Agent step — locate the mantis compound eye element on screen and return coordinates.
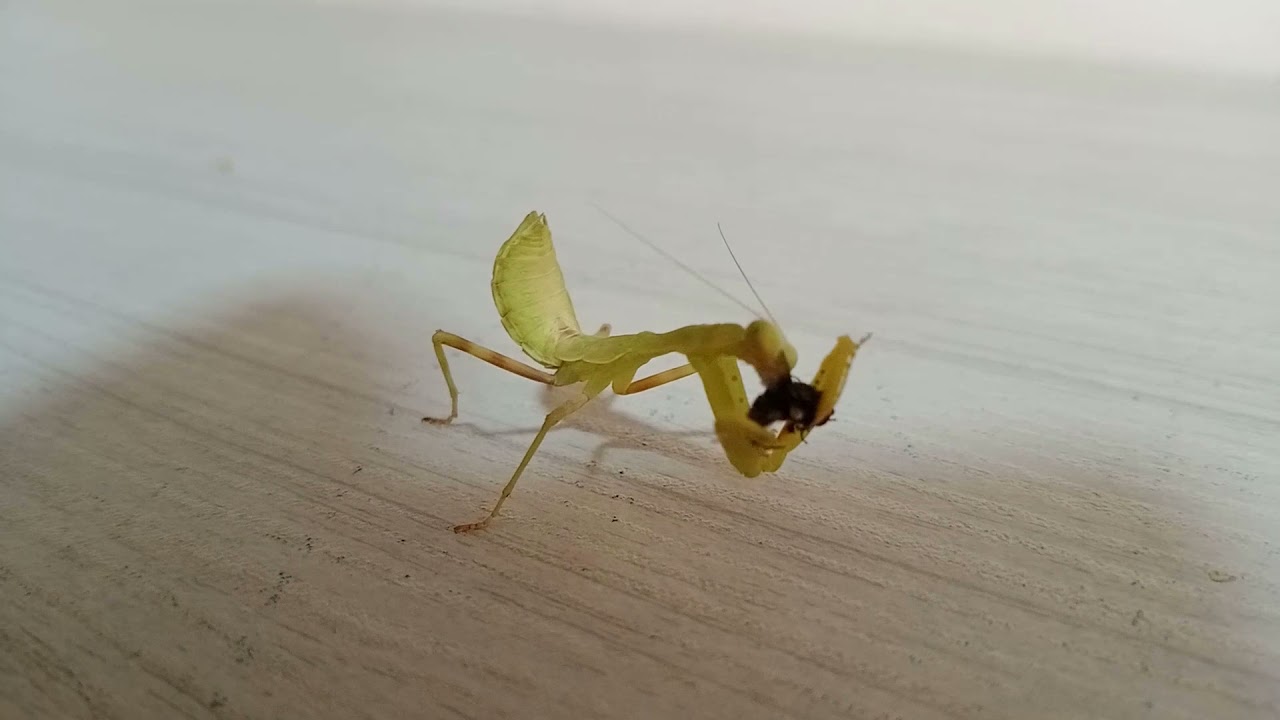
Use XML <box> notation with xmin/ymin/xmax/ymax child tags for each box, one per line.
<box><xmin>748</xmin><ymin>376</ymin><xmax>822</xmax><ymax>430</ymax></box>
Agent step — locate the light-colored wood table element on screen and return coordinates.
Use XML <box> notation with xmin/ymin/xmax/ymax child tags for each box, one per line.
<box><xmin>3</xmin><ymin>3</ymin><xmax>1277</xmax><ymax>718</ymax></box>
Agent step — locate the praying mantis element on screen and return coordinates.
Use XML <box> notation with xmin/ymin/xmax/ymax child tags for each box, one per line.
<box><xmin>423</xmin><ymin>210</ymin><xmax>870</xmax><ymax>533</ymax></box>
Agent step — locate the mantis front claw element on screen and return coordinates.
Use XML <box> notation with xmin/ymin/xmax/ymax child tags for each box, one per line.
<box><xmin>712</xmin><ymin>416</ymin><xmax>788</xmax><ymax>477</ymax></box>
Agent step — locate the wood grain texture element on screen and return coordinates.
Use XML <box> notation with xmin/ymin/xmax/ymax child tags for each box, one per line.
<box><xmin>2</xmin><ymin>2</ymin><xmax>1278</xmax><ymax>718</ymax></box>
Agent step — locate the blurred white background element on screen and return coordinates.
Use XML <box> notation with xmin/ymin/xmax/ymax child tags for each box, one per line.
<box><xmin>336</xmin><ymin>0</ymin><xmax>1280</xmax><ymax>74</ymax></box>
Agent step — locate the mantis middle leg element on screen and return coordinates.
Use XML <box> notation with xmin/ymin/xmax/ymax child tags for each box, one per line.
<box><xmin>622</xmin><ymin>358</ymin><xmax>784</xmax><ymax>477</ymax></box>
<box><xmin>615</xmin><ymin>364</ymin><xmax>697</xmax><ymax>395</ymax></box>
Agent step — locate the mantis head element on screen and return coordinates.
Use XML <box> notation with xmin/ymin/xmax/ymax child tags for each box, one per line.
<box><xmin>741</xmin><ymin>319</ymin><xmax>797</xmax><ymax>384</ymax></box>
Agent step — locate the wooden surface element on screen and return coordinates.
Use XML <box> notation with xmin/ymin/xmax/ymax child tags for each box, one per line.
<box><xmin>2</xmin><ymin>2</ymin><xmax>1279</xmax><ymax>718</ymax></box>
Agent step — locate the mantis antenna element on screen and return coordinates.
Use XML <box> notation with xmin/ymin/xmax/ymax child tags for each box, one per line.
<box><xmin>589</xmin><ymin>202</ymin><xmax>762</xmax><ymax>319</ymax></box>
<box><xmin>716</xmin><ymin>222</ymin><xmax>779</xmax><ymax>328</ymax></box>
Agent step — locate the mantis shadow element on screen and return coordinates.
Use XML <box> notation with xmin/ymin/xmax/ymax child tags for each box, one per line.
<box><xmin>466</xmin><ymin>382</ymin><xmax>720</xmax><ymax>471</ymax></box>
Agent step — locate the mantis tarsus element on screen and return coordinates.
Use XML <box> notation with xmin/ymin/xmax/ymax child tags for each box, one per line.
<box><xmin>424</xmin><ymin>211</ymin><xmax>870</xmax><ymax>533</ymax></box>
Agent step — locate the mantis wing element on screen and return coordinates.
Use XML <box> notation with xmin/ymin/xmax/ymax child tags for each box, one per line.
<box><xmin>491</xmin><ymin>211</ymin><xmax>584</xmax><ymax>368</ymax></box>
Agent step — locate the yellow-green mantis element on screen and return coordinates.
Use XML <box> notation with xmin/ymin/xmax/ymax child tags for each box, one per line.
<box><xmin>424</xmin><ymin>210</ymin><xmax>870</xmax><ymax>532</ymax></box>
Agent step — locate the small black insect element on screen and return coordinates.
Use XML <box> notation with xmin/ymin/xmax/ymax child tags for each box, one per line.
<box><xmin>748</xmin><ymin>375</ymin><xmax>826</xmax><ymax>431</ymax></box>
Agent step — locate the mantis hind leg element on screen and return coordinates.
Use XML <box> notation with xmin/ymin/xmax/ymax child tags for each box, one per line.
<box><xmin>453</xmin><ymin>388</ymin><xmax>598</xmax><ymax>533</ymax></box>
<box><xmin>454</xmin><ymin>362</ymin><xmax>695</xmax><ymax>532</ymax></box>
<box><xmin>423</xmin><ymin>330</ymin><xmax>555</xmax><ymax>424</ymax></box>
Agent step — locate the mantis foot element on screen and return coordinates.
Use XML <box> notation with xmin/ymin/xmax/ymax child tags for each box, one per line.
<box><xmin>422</xmin><ymin>399</ymin><xmax>459</xmax><ymax>425</ymax></box>
<box><xmin>452</xmin><ymin>518</ymin><xmax>490</xmax><ymax>533</ymax></box>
